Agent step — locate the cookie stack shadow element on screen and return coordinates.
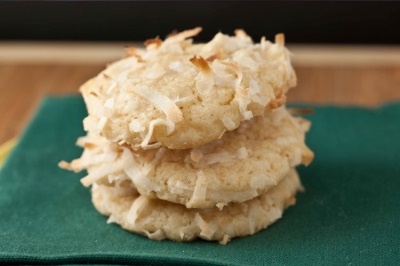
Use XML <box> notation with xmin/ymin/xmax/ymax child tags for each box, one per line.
<box><xmin>60</xmin><ymin>28</ymin><xmax>314</xmax><ymax>244</ymax></box>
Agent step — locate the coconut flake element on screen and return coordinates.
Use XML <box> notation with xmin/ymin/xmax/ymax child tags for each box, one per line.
<box><xmin>216</xmin><ymin>202</ymin><xmax>227</xmax><ymax>210</ymax></box>
<box><xmin>143</xmin><ymin>229</ymin><xmax>166</xmax><ymax>240</ymax></box>
<box><xmin>233</xmin><ymin>50</ymin><xmax>259</xmax><ymax>71</ymax></box>
<box><xmin>202</xmin><ymin>147</ymin><xmax>248</xmax><ymax>165</ymax></box>
<box><xmin>219</xmin><ymin>234</ymin><xmax>231</xmax><ymax>245</ymax></box>
<box><xmin>194</xmin><ymin>213</ymin><xmax>213</xmax><ymax>239</ymax></box>
<box><xmin>142</xmin><ymin>148</ymin><xmax>166</xmax><ymax>175</ymax></box>
<box><xmin>164</xmin><ymin>27</ymin><xmax>202</xmax><ymax>43</ymax></box>
<box><xmin>188</xmin><ymin>171</ymin><xmax>208</xmax><ymax>207</ymax></box>
<box><xmin>248</xmin><ymin>79</ymin><xmax>268</xmax><ymax>106</ymax></box>
<box><xmin>237</xmin><ymin>147</ymin><xmax>249</xmax><ymax>159</ymax></box>
<box><xmin>145</xmin><ymin>63</ymin><xmax>166</xmax><ymax>79</ymax></box>
<box><xmin>106</xmin><ymin>80</ymin><xmax>117</xmax><ymax>94</ymax></box>
<box><xmin>129</xmin><ymin>119</ymin><xmax>145</xmax><ymax>133</ymax></box>
<box><xmin>190</xmin><ymin>55</ymin><xmax>211</xmax><ymax>74</ymax></box>
<box><xmin>190</xmin><ymin>149</ymin><xmax>203</xmax><ymax>163</ymax></box>
<box><xmin>127</xmin><ymin>196</ymin><xmax>148</xmax><ymax>224</ymax></box>
<box><xmin>212</xmin><ymin>60</ymin><xmax>242</xmax><ymax>88</ymax></box>
<box><xmin>221</xmin><ymin>115</ymin><xmax>236</xmax><ymax>130</ymax></box>
<box><xmin>144</xmin><ymin>37</ymin><xmax>162</xmax><ymax>47</ymax></box>
<box><xmin>83</xmin><ymin>116</ymin><xmax>97</xmax><ymax>133</ymax></box>
<box><xmin>107</xmin><ymin>215</ymin><xmax>117</xmax><ymax>224</ymax></box>
<box><xmin>275</xmin><ymin>33</ymin><xmax>285</xmax><ymax>46</ymax></box>
<box><xmin>105</xmin><ymin>56</ymin><xmax>142</xmax><ymax>78</ymax></box>
<box><xmin>130</xmin><ymin>85</ymin><xmax>183</xmax><ymax>123</ymax></box>
<box><xmin>140</xmin><ymin>118</ymin><xmax>175</xmax><ymax>148</ymax></box>
<box><xmin>80</xmin><ymin>162</ymin><xmax>122</xmax><ymax>187</ymax></box>
<box><xmin>168</xmin><ymin>61</ymin><xmax>188</xmax><ymax>72</ymax></box>
<box><xmin>98</xmin><ymin>117</ymin><xmax>108</xmax><ymax>131</ymax></box>
<box><xmin>104</xmin><ymin>97</ymin><xmax>115</xmax><ymax>109</ymax></box>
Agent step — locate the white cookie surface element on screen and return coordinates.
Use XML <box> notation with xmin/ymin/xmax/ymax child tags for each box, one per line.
<box><xmin>91</xmin><ymin>169</ymin><xmax>302</xmax><ymax>244</ymax></box>
<box><xmin>61</xmin><ymin>107</ymin><xmax>313</xmax><ymax>208</ymax></box>
<box><xmin>81</xmin><ymin>28</ymin><xmax>296</xmax><ymax>149</ymax></box>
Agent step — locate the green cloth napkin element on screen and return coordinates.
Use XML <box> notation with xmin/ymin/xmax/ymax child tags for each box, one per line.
<box><xmin>1</xmin><ymin>96</ymin><xmax>399</xmax><ymax>265</ymax></box>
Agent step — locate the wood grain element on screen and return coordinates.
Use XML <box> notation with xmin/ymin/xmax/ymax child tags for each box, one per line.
<box><xmin>0</xmin><ymin>56</ymin><xmax>400</xmax><ymax>144</ymax></box>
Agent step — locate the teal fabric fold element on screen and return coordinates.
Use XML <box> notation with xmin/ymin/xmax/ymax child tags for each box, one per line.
<box><xmin>0</xmin><ymin>96</ymin><xmax>399</xmax><ymax>265</ymax></box>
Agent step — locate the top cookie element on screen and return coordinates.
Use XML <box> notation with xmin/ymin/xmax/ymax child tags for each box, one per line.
<box><xmin>81</xmin><ymin>27</ymin><xmax>296</xmax><ymax>149</ymax></box>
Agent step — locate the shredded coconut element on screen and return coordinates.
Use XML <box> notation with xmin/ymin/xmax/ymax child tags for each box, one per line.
<box><xmin>80</xmin><ymin>162</ymin><xmax>122</xmax><ymax>187</ymax></box>
<box><xmin>188</xmin><ymin>171</ymin><xmax>208</xmax><ymax>207</ymax></box>
<box><xmin>190</xmin><ymin>149</ymin><xmax>203</xmax><ymax>162</ymax></box>
<box><xmin>145</xmin><ymin>63</ymin><xmax>165</xmax><ymax>79</ymax></box>
<box><xmin>104</xmin><ymin>97</ymin><xmax>115</xmax><ymax>109</ymax></box>
<box><xmin>130</xmin><ymin>85</ymin><xmax>183</xmax><ymax>123</ymax></box>
<box><xmin>164</xmin><ymin>27</ymin><xmax>202</xmax><ymax>44</ymax></box>
<box><xmin>140</xmin><ymin>118</ymin><xmax>175</xmax><ymax>148</ymax></box>
<box><xmin>219</xmin><ymin>234</ymin><xmax>231</xmax><ymax>245</ymax></box>
<box><xmin>168</xmin><ymin>61</ymin><xmax>188</xmax><ymax>72</ymax></box>
<box><xmin>129</xmin><ymin>119</ymin><xmax>145</xmax><ymax>133</ymax></box>
<box><xmin>143</xmin><ymin>229</ymin><xmax>166</xmax><ymax>240</ymax></box>
<box><xmin>221</xmin><ymin>116</ymin><xmax>236</xmax><ymax>130</ymax></box>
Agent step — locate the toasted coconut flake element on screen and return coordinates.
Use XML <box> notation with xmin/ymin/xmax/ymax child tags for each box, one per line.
<box><xmin>144</xmin><ymin>37</ymin><xmax>162</xmax><ymax>47</ymax></box>
<box><xmin>234</xmin><ymin>28</ymin><xmax>248</xmax><ymax>38</ymax></box>
<box><xmin>289</xmin><ymin>108</ymin><xmax>314</xmax><ymax>115</ymax></box>
<box><xmin>165</xmin><ymin>27</ymin><xmax>202</xmax><ymax>43</ymax></box>
<box><xmin>219</xmin><ymin>234</ymin><xmax>231</xmax><ymax>245</ymax></box>
<box><xmin>287</xmin><ymin>196</ymin><xmax>296</xmax><ymax>205</ymax></box>
<box><xmin>166</xmin><ymin>29</ymin><xmax>178</xmax><ymax>38</ymax></box>
<box><xmin>83</xmin><ymin>142</ymin><xmax>97</xmax><ymax>150</ymax></box>
<box><xmin>190</xmin><ymin>55</ymin><xmax>211</xmax><ymax>73</ymax></box>
<box><xmin>124</xmin><ymin>46</ymin><xmax>137</xmax><ymax>58</ymax></box>
<box><xmin>58</xmin><ymin>161</ymin><xmax>72</xmax><ymax>171</ymax></box>
<box><xmin>89</xmin><ymin>91</ymin><xmax>98</xmax><ymax>97</ymax></box>
<box><xmin>130</xmin><ymin>85</ymin><xmax>183</xmax><ymax>123</ymax></box>
<box><xmin>103</xmin><ymin>73</ymin><xmax>112</xmax><ymax>80</ymax></box>
<box><xmin>275</xmin><ymin>33</ymin><xmax>285</xmax><ymax>46</ymax></box>
<box><xmin>206</xmin><ymin>51</ymin><xmax>222</xmax><ymax>62</ymax></box>
<box><xmin>268</xmin><ymin>93</ymin><xmax>287</xmax><ymax>109</ymax></box>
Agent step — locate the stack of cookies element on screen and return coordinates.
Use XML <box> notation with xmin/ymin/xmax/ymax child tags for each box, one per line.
<box><xmin>60</xmin><ymin>28</ymin><xmax>314</xmax><ymax>244</ymax></box>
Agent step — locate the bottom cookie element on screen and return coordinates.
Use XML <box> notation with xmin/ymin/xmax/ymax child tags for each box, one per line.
<box><xmin>91</xmin><ymin>169</ymin><xmax>302</xmax><ymax>244</ymax></box>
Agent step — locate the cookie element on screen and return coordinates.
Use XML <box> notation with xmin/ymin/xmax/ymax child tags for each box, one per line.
<box><xmin>81</xmin><ymin>27</ymin><xmax>296</xmax><ymax>149</ymax></box>
<box><xmin>91</xmin><ymin>169</ymin><xmax>302</xmax><ymax>244</ymax></box>
<box><xmin>60</xmin><ymin>107</ymin><xmax>313</xmax><ymax>209</ymax></box>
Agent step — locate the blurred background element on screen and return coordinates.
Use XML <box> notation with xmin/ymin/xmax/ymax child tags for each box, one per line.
<box><xmin>0</xmin><ymin>1</ymin><xmax>399</xmax><ymax>144</ymax></box>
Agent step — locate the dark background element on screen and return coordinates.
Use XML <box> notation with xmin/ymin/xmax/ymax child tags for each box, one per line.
<box><xmin>0</xmin><ymin>1</ymin><xmax>399</xmax><ymax>44</ymax></box>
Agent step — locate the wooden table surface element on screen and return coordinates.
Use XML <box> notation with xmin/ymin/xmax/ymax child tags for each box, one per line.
<box><xmin>0</xmin><ymin>43</ymin><xmax>400</xmax><ymax>144</ymax></box>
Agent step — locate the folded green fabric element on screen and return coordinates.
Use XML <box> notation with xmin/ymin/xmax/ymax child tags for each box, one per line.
<box><xmin>0</xmin><ymin>96</ymin><xmax>399</xmax><ymax>265</ymax></box>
